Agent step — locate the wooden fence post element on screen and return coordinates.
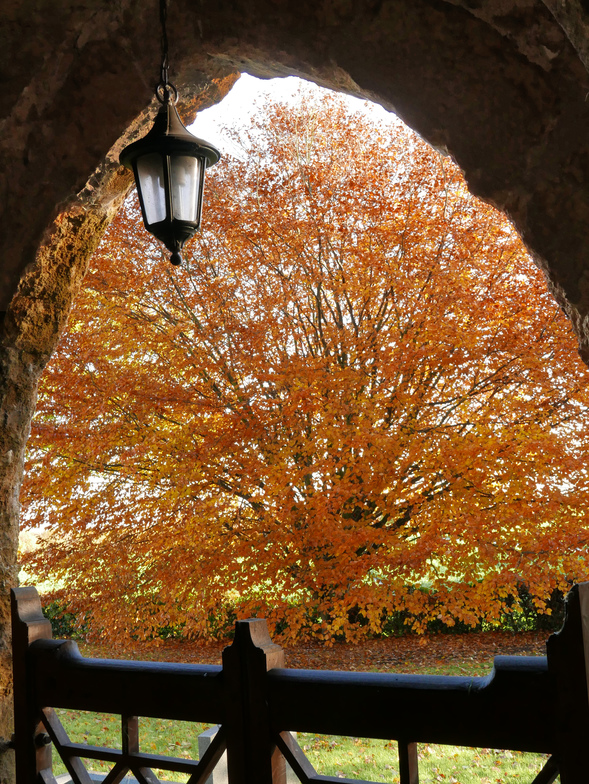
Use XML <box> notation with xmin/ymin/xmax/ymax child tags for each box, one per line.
<box><xmin>546</xmin><ymin>581</ymin><xmax>589</xmax><ymax>783</ymax></box>
<box><xmin>11</xmin><ymin>587</ymin><xmax>54</xmax><ymax>784</ymax></box>
<box><xmin>398</xmin><ymin>739</ymin><xmax>419</xmax><ymax>784</ymax></box>
<box><xmin>222</xmin><ymin>619</ymin><xmax>286</xmax><ymax>784</ymax></box>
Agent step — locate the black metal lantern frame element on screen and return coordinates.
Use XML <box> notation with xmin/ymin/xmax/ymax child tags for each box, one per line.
<box><xmin>119</xmin><ymin>0</ymin><xmax>220</xmax><ymax>265</ymax></box>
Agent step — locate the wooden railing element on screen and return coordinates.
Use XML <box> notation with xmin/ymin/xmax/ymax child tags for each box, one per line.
<box><xmin>11</xmin><ymin>583</ymin><xmax>589</xmax><ymax>784</ymax></box>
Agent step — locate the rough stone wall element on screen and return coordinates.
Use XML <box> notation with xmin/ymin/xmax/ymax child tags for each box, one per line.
<box><xmin>4</xmin><ymin>1</ymin><xmax>589</xmax><ymax>781</ymax></box>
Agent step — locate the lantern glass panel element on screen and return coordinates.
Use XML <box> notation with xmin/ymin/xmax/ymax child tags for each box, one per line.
<box><xmin>170</xmin><ymin>155</ymin><xmax>201</xmax><ymax>222</ymax></box>
<box><xmin>136</xmin><ymin>153</ymin><xmax>166</xmax><ymax>225</ymax></box>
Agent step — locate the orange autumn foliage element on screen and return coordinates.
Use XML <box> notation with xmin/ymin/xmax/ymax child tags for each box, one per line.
<box><xmin>21</xmin><ymin>91</ymin><xmax>589</xmax><ymax>644</ymax></box>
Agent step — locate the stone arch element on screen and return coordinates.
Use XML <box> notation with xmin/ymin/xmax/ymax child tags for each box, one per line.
<box><xmin>3</xmin><ymin>1</ymin><xmax>589</xmax><ymax>779</ymax></box>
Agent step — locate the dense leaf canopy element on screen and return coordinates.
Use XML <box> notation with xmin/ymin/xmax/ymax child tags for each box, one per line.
<box><xmin>21</xmin><ymin>89</ymin><xmax>589</xmax><ymax>643</ymax></box>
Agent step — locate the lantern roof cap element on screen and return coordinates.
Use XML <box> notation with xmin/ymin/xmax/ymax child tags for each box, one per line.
<box><xmin>120</xmin><ymin>102</ymin><xmax>221</xmax><ymax>170</ymax></box>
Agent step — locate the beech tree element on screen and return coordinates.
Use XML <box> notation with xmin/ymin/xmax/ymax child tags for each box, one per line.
<box><xmin>21</xmin><ymin>90</ymin><xmax>589</xmax><ymax>643</ymax></box>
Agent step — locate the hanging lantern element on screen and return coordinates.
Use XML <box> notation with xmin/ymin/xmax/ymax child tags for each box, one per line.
<box><xmin>120</xmin><ymin>88</ymin><xmax>220</xmax><ymax>265</ymax></box>
<box><xmin>119</xmin><ymin>0</ymin><xmax>220</xmax><ymax>265</ymax></box>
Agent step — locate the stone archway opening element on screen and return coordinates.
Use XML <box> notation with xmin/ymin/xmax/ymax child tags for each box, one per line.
<box><xmin>20</xmin><ymin>67</ymin><xmax>589</xmax><ymax>654</ymax></box>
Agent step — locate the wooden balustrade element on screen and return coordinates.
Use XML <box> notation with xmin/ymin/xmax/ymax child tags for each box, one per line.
<box><xmin>11</xmin><ymin>583</ymin><xmax>589</xmax><ymax>784</ymax></box>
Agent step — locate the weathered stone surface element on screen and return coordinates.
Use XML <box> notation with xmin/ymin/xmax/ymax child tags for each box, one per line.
<box><xmin>4</xmin><ymin>1</ymin><xmax>589</xmax><ymax>781</ymax></box>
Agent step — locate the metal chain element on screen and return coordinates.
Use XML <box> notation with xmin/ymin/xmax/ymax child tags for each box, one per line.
<box><xmin>157</xmin><ymin>0</ymin><xmax>175</xmax><ymax>103</ymax></box>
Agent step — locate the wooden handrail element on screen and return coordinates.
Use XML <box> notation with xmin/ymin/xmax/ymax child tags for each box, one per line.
<box><xmin>266</xmin><ymin>656</ymin><xmax>555</xmax><ymax>751</ymax></box>
<box><xmin>11</xmin><ymin>583</ymin><xmax>589</xmax><ymax>784</ymax></box>
<box><xmin>27</xmin><ymin>638</ymin><xmax>223</xmax><ymax>721</ymax></box>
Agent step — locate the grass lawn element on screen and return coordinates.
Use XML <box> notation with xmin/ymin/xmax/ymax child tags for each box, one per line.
<box><xmin>53</xmin><ymin>711</ymin><xmax>550</xmax><ymax>783</ymax></box>
<box><xmin>50</xmin><ymin>631</ymin><xmax>554</xmax><ymax>783</ymax></box>
<box><xmin>299</xmin><ymin>735</ymin><xmax>548</xmax><ymax>783</ymax></box>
